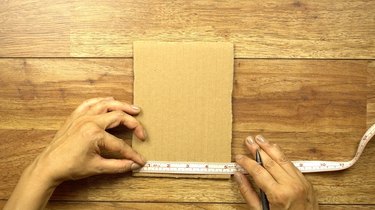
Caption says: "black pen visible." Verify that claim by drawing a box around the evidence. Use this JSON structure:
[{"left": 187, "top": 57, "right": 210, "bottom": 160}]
[{"left": 256, "top": 149, "right": 270, "bottom": 210}]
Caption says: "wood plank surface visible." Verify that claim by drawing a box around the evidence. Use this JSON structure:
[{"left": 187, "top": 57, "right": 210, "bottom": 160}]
[
  {"left": 1, "top": 0, "right": 374, "bottom": 58},
  {"left": 0, "top": 128, "right": 374, "bottom": 204},
  {"left": 0, "top": 200, "right": 374, "bottom": 210},
  {"left": 0, "top": 0, "right": 70, "bottom": 57},
  {"left": 367, "top": 61, "right": 375, "bottom": 127},
  {"left": 1, "top": 0, "right": 374, "bottom": 208},
  {"left": 41, "top": 204, "right": 375, "bottom": 210},
  {"left": 0, "top": 59, "right": 368, "bottom": 158},
  {"left": 0, "top": 58, "right": 374, "bottom": 205}
]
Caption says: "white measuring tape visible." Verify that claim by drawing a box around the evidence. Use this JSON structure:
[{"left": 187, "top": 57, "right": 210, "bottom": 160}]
[{"left": 135, "top": 124, "right": 375, "bottom": 174}]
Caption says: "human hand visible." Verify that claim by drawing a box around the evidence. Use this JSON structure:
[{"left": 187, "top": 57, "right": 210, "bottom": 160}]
[
  {"left": 235, "top": 135, "right": 319, "bottom": 210},
  {"left": 5, "top": 97, "right": 147, "bottom": 210},
  {"left": 33, "top": 97, "right": 147, "bottom": 186}
]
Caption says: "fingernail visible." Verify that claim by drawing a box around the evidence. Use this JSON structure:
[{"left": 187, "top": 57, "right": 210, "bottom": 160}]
[
  {"left": 246, "top": 136, "right": 254, "bottom": 144},
  {"left": 131, "top": 163, "right": 142, "bottom": 170},
  {"left": 234, "top": 172, "right": 243, "bottom": 184},
  {"left": 131, "top": 105, "right": 140, "bottom": 110},
  {"left": 256, "top": 135, "right": 267, "bottom": 143},
  {"left": 143, "top": 129, "right": 148, "bottom": 139}
]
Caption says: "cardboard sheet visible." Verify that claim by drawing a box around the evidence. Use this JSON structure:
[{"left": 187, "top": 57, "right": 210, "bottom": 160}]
[{"left": 132, "top": 41, "right": 233, "bottom": 178}]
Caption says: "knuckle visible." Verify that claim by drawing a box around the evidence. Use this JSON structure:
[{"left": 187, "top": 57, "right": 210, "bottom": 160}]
[
  {"left": 277, "top": 154, "right": 289, "bottom": 165},
  {"left": 292, "top": 183, "right": 307, "bottom": 195},
  {"left": 271, "top": 143, "right": 283, "bottom": 152},
  {"left": 239, "top": 185, "right": 251, "bottom": 196},
  {"left": 83, "top": 97, "right": 100, "bottom": 105},
  {"left": 113, "top": 110, "right": 125, "bottom": 116},
  {"left": 122, "top": 114, "right": 139, "bottom": 127},
  {"left": 108, "top": 166, "right": 128, "bottom": 174},
  {"left": 116, "top": 141, "right": 127, "bottom": 153},
  {"left": 117, "top": 167, "right": 130, "bottom": 173},
  {"left": 120, "top": 163, "right": 133, "bottom": 173},
  {"left": 235, "top": 155, "right": 246, "bottom": 165},
  {"left": 264, "top": 159, "right": 276, "bottom": 169},
  {"left": 253, "top": 164, "right": 264, "bottom": 176},
  {"left": 130, "top": 118, "right": 140, "bottom": 127},
  {"left": 113, "top": 110, "right": 127, "bottom": 120},
  {"left": 269, "top": 191, "right": 290, "bottom": 207},
  {"left": 86, "top": 104, "right": 95, "bottom": 112},
  {"left": 93, "top": 101, "right": 108, "bottom": 111},
  {"left": 80, "top": 122, "right": 104, "bottom": 141}
]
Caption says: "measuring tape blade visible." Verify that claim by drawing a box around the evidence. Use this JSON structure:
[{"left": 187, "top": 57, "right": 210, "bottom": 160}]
[
  {"left": 135, "top": 161, "right": 247, "bottom": 175},
  {"left": 135, "top": 124, "right": 375, "bottom": 175}
]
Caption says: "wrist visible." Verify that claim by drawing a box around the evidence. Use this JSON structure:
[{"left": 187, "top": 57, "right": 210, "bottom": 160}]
[
  {"left": 4, "top": 157, "right": 60, "bottom": 210},
  {"left": 27, "top": 156, "right": 62, "bottom": 189}
]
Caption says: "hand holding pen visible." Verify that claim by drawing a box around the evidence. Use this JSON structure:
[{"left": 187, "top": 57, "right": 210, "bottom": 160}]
[{"left": 234, "top": 135, "right": 319, "bottom": 210}]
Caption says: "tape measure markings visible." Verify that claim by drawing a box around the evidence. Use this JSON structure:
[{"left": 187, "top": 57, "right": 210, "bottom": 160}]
[{"left": 135, "top": 124, "right": 375, "bottom": 174}]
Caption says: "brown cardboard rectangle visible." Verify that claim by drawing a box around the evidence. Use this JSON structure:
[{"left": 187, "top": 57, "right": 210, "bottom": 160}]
[{"left": 132, "top": 41, "right": 233, "bottom": 178}]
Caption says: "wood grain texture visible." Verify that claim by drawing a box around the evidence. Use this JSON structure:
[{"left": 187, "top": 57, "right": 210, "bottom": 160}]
[
  {"left": 1, "top": 129, "right": 374, "bottom": 204},
  {"left": 0, "top": 59, "right": 368, "bottom": 159},
  {"left": 0, "top": 0, "right": 70, "bottom": 57},
  {"left": 367, "top": 61, "right": 375, "bottom": 128},
  {"left": 0, "top": 58, "right": 373, "bottom": 205},
  {"left": 1, "top": 0, "right": 374, "bottom": 208},
  {"left": 0, "top": 200, "right": 374, "bottom": 210},
  {"left": 1, "top": 0, "right": 374, "bottom": 58},
  {"left": 0, "top": 58, "right": 133, "bottom": 130}
]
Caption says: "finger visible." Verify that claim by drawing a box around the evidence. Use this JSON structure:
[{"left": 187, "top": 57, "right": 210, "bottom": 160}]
[
  {"left": 255, "top": 135, "right": 299, "bottom": 178},
  {"left": 95, "top": 111, "right": 147, "bottom": 140},
  {"left": 244, "top": 137, "right": 289, "bottom": 183},
  {"left": 273, "top": 143, "right": 306, "bottom": 179},
  {"left": 73, "top": 97, "right": 114, "bottom": 116},
  {"left": 99, "top": 132, "right": 146, "bottom": 165},
  {"left": 235, "top": 154, "right": 278, "bottom": 194},
  {"left": 87, "top": 99, "right": 141, "bottom": 115},
  {"left": 54, "top": 97, "right": 114, "bottom": 139},
  {"left": 244, "top": 136, "right": 259, "bottom": 158},
  {"left": 234, "top": 172, "right": 262, "bottom": 210},
  {"left": 95, "top": 157, "right": 141, "bottom": 174}
]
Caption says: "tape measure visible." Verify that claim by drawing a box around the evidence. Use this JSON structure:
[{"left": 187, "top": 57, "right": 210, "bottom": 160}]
[{"left": 135, "top": 124, "right": 375, "bottom": 175}]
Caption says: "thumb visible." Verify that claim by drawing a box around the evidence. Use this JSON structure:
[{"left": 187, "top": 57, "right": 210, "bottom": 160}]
[
  {"left": 96, "top": 158, "right": 142, "bottom": 174},
  {"left": 234, "top": 172, "right": 262, "bottom": 210}
]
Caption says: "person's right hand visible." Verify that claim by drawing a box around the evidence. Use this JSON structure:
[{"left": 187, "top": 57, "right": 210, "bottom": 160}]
[{"left": 235, "top": 135, "right": 319, "bottom": 210}]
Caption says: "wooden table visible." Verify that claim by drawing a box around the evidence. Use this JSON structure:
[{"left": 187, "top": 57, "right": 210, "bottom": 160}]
[{"left": 0, "top": 0, "right": 374, "bottom": 209}]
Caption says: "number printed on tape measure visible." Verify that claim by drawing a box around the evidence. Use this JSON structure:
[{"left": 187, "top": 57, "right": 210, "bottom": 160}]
[
  {"left": 136, "top": 161, "right": 247, "bottom": 174},
  {"left": 135, "top": 124, "right": 375, "bottom": 175}
]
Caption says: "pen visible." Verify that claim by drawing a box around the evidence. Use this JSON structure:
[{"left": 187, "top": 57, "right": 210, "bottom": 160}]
[{"left": 256, "top": 149, "right": 270, "bottom": 210}]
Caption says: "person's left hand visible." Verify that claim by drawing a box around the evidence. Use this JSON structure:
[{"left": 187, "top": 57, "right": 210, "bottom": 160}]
[
  {"left": 32, "top": 97, "right": 147, "bottom": 186},
  {"left": 4, "top": 97, "right": 148, "bottom": 210}
]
